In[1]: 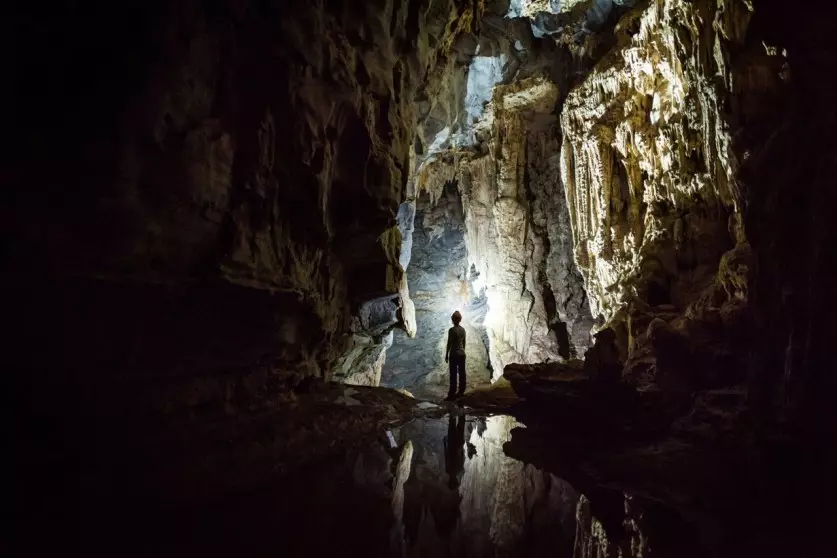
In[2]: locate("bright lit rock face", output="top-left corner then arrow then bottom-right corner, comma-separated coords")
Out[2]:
557,0 -> 790,393
561,0 -> 757,326
333,330 -> 394,387
385,2 -> 596,388
382,185 -> 492,396
412,64 -> 595,379
460,77 -> 596,378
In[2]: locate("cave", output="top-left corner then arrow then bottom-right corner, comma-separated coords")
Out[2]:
7,0 -> 837,557
381,181 -> 495,399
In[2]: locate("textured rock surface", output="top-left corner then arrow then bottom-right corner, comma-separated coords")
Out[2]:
333,331 -> 393,387
428,74 -> 595,378
9,0 -> 484,421
382,185 -> 492,396
517,1 -> 837,543
379,1 -> 599,386
557,0 -> 787,340
9,0 -> 486,548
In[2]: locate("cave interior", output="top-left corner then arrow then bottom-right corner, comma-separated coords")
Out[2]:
7,0 -> 837,556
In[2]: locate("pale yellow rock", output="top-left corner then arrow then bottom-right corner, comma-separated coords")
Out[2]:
399,274 -> 418,338
560,0 -> 757,327
458,78 -> 568,378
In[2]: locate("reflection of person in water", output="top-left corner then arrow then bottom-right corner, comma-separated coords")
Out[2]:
444,413 -> 466,490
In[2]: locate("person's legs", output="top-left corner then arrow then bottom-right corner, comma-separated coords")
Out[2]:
448,358 -> 458,398
455,355 -> 467,395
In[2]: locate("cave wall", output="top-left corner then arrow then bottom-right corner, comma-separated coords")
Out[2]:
556,0 -> 836,520
7,0 -> 490,534
8,0 -> 485,415
383,185 -> 492,395
408,11 -> 598,379
555,0 -> 829,405
560,0 -> 769,328
458,97 -> 593,376
420,77 -> 595,378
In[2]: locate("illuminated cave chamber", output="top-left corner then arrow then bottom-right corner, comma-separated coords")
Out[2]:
382,181 -> 493,398
384,2 -> 596,395
9,0 -> 837,556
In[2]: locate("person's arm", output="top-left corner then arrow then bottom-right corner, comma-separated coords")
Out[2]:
445,329 -> 452,362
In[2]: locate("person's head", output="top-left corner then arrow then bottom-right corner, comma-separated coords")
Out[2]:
451,311 -> 462,325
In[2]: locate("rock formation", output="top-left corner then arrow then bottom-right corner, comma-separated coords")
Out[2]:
9,0 -> 485,423
560,0 -> 763,330
8,0 -> 837,555
399,7 -> 596,382
382,184 -> 492,396
455,75 -> 597,375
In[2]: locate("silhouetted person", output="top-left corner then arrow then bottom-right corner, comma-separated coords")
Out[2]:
444,413 -> 466,490
445,311 -> 467,401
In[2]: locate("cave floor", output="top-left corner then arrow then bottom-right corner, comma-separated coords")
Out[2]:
403,363 -> 495,401
19,380 -> 836,558
66,408 -> 698,558
139,411 -> 581,558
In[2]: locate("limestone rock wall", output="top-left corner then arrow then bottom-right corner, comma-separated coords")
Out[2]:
400,11 -> 597,379
386,4 -> 596,386
557,0 -> 793,395
454,77 -> 595,378
552,3 -> 837,513
9,0 -> 483,413
561,0 -> 764,326
382,185 -> 492,395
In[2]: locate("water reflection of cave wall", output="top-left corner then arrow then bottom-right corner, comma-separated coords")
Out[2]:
454,416 -> 578,557
394,414 -> 578,558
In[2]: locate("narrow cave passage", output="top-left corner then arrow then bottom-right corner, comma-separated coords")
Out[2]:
383,182 -> 493,398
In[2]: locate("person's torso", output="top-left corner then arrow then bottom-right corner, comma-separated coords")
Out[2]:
450,325 -> 466,356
